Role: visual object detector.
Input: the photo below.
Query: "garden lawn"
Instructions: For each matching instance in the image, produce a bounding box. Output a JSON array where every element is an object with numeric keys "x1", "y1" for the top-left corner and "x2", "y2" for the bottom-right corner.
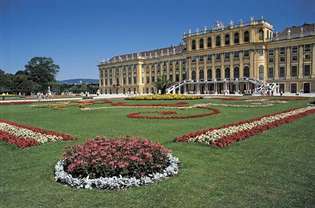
[{"x1": 0, "y1": 98, "x2": 314, "y2": 208}]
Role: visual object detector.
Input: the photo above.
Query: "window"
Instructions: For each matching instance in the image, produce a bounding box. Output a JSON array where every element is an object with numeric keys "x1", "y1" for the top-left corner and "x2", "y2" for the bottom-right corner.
[
  {"x1": 244, "y1": 31, "x2": 250, "y2": 42},
  {"x1": 207, "y1": 68, "x2": 212, "y2": 80},
  {"x1": 234, "y1": 67, "x2": 240, "y2": 79},
  {"x1": 292, "y1": 46, "x2": 298, "y2": 54},
  {"x1": 243, "y1": 50, "x2": 249, "y2": 58},
  {"x1": 234, "y1": 51, "x2": 239, "y2": 59},
  {"x1": 216, "y1": 68, "x2": 221, "y2": 80},
  {"x1": 292, "y1": 55, "x2": 298, "y2": 62},
  {"x1": 243, "y1": 66, "x2": 250, "y2": 78},
  {"x1": 225, "y1": 67, "x2": 230, "y2": 79},
  {"x1": 216, "y1": 35, "x2": 221, "y2": 47},
  {"x1": 280, "y1": 47, "x2": 285, "y2": 55},
  {"x1": 279, "y1": 84, "x2": 285, "y2": 93},
  {"x1": 224, "y1": 53, "x2": 230, "y2": 60},
  {"x1": 268, "y1": 67, "x2": 274, "y2": 79},
  {"x1": 207, "y1": 37, "x2": 212, "y2": 48},
  {"x1": 216, "y1": 54, "x2": 221, "y2": 61},
  {"x1": 199, "y1": 56, "x2": 204, "y2": 62},
  {"x1": 304, "y1": 64, "x2": 311, "y2": 76},
  {"x1": 259, "y1": 65, "x2": 264, "y2": 80},
  {"x1": 280, "y1": 56, "x2": 285, "y2": 63},
  {"x1": 199, "y1": 70, "x2": 204, "y2": 80},
  {"x1": 199, "y1": 38, "x2": 204, "y2": 49},
  {"x1": 291, "y1": 65, "x2": 297, "y2": 77},
  {"x1": 207, "y1": 54, "x2": 212, "y2": 61},
  {"x1": 191, "y1": 71, "x2": 196, "y2": 81},
  {"x1": 191, "y1": 39, "x2": 196, "y2": 50},
  {"x1": 225, "y1": 34, "x2": 230, "y2": 45},
  {"x1": 304, "y1": 44, "x2": 311, "y2": 53},
  {"x1": 258, "y1": 29, "x2": 264, "y2": 40},
  {"x1": 304, "y1": 83, "x2": 310, "y2": 93},
  {"x1": 279, "y1": 66, "x2": 286, "y2": 78},
  {"x1": 234, "y1": 32, "x2": 239, "y2": 44},
  {"x1": 290, "y1": 83, "x2": 297, "y2": 93}
]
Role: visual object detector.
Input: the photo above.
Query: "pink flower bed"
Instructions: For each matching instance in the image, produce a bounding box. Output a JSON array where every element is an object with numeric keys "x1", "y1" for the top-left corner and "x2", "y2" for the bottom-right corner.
[
  {"x1": 63, "y1": 137, "x2": 171, "y2": 178},
  {"x1": 127, "y1": 107, "x2": 220, "y2": 120},
  {"x1": 0, "y1": 119, "x2": 75, "y2": 148},
  {"x1": 176, "y1": 106, "x2": 315, "y2": 148}
]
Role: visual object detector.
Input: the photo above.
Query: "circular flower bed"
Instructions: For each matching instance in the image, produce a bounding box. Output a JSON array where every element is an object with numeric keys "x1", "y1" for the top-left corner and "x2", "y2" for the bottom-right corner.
[
  {"x1": 127, "y1": 107, "x2": 220, "y2": 119},
  {"x1": 54, "y1": 137, "x2": 180, "y2": 189},
  {"x1": 126, "y1": 94, "x2": 202, "y2": 100}
]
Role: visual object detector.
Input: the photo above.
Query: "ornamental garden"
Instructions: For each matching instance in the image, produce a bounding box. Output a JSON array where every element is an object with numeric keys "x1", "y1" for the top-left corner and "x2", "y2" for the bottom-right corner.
[{"x1": 0, "y1": 95, "x2": 315, "y2": 208}]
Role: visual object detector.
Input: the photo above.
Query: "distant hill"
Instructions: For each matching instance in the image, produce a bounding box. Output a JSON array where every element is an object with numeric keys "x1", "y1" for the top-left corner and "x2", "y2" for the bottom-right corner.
[{"x1": 59, "y1": 79, "x2": 99, "y2": 85}]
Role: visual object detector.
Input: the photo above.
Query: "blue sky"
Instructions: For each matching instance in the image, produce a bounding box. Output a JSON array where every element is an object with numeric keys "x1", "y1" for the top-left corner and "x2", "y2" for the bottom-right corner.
[{"x1": 0, "y1": 0, "x2": 314, "y2": 80}]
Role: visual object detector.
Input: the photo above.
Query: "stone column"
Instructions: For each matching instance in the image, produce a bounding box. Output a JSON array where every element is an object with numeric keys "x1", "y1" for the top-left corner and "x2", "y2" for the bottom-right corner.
[
  {"x1": 149, "y1": 65, "x2": 152, "y2": 84},
  {"x1": 166, "y1": 62, "x2": 170, "y2": 80},
  {"x1": 212, "y1": 55, "x2": 216, "y2": 80},
  {"x1": 298, "y1": 45, "x2": 303, "y2": 79},
  {"x1": 230, "y1": 53, "x2": 234, "y2": 80},
  {"x1": 250, "y1": 50, "x2": 255, "y2": 79},
  {"x1": 239, "y1": 30, "x2": 244, "y2": 45},
  {"x1": 240, "y1": 52, "x2": 244, "y2": 80},
  {"x1": 274, "y1": 48, "x2": 279, "y2": 80},
  {"x1": 286, "y1": 47, "x2": 292, "y2": 80},
  {"x1": 137, "y1": 62, "x2": 143, "y2": 94},
  {"x1": 221, "y1": 54, "x2": 225, "y2": 79},
  {"x1": 172, "y1": 62, "x2": 176, "y2": 82},
  {"x1": 179, "y1": 61, "x2": 182, "y2": 81},
  {"x1": 188, "y1": 58, "x2": 192, "y2": 80},
  {"x1": 312, "y1": 44, "x2": 315, "y2": 78}
]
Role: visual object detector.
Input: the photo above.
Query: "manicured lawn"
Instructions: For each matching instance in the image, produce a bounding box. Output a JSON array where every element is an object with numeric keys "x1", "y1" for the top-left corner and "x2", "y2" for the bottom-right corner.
[{"x1": 0, "y1": 98, "x2": 314, "y2": 208}]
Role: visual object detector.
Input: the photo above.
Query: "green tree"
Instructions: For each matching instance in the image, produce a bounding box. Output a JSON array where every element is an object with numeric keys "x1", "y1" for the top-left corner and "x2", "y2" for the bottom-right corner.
[
  {"x1": 0, "y1": 69, "x2": 14, "y2": 93},
  {"x1": 24, "y1": 57, "x2": 59, "y2": 92},
  {"x1": 153, "y1": 75, "x2": 173, "y2": 94}
]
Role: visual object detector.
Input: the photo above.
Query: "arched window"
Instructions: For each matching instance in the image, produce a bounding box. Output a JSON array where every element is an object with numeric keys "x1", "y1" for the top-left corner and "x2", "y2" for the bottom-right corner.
[
  {"x1": 244, "y1": 31, "x2": 250, "y2": 42},
  {"x1": 234, "y1": 67, "x2": 240, "y2": 79},
  {"x1": 191, "y1": 39, "x2": 196, "y2": 50},
  {"x1": 259, "y1": 29, "x2": 264, "y2": 41},
  {"x1": 234, "y1": 32, "x2": 239, "y2": 44},
  {"x1": 207, "y1": 68, "x2": 212, "y2": 80},
  {"x1": 207, "y1": 37, "x2": 212, "y2": 48},
  {"x1": 225, "y1": 67, "x2": 230, "y2": 79},
  {"x1": 215, "y1": 68, "x2": 221, "y2": 80},
  {"x1": 199, "y1": 38, "x2": 204, "y2": 49},
  {"x1": 191, "y1": 70, "x2": 196, "y2": 81},
  {"x1": 225, "y1": 34, "x2": 230, "y2": 45},
  {"x1": 216, "y1": 35, "x2": 221, "y2": 47},
  {"x1": 243, "y1": 66, "x2": 250, "y2": 78},
  {"x1": 199, "y1": 70, "x2": 204, "y2": 80},
  {"x1": 259, "y1": 65, "x2": 264, "y2": 80}
]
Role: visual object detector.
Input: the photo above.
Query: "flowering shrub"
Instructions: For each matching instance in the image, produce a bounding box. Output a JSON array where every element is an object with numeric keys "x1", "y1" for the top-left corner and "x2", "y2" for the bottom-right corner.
[
  {"x1": 176, "y1": 106, "x2": 315, "y2": 148},
  {"x1": 127, "y1": 107, "x2": 220, "y2": 119},
  {"x1": 103, "y1": 99, "x2": 188, "y2": 107},
  {"x1": 55, "y1": 137, "x2": 180, "y2": 189},
  {"x1": 0, "y1": 119, "x2": 75, "y2": 148},
  {"x1": 126, "y1": 94, "x2": 202, "y2": 100}
]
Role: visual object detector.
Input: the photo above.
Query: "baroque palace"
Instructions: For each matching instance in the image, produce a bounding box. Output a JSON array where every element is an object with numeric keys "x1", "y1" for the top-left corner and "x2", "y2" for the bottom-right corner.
[{"x1": 98, "y1": 18, "x2": 315, "y2": 95}]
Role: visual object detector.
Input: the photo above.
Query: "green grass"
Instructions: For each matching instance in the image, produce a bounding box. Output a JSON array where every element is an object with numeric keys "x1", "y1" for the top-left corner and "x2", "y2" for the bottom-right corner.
[{"x1": 0, "y1": 98, "x2": 314, "y2": 208}]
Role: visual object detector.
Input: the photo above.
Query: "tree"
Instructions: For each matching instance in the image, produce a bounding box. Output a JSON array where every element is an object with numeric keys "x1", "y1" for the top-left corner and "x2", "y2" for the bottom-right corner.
[
  {"x1": 24, "y1": 57, "x2": 59, "y2": 92},
  {"x1": 153, "y1": 75, "x2": 173, "y2": 94},
  {"x1": 0, "y1": 69, "x2": 14, "y2": 93}
]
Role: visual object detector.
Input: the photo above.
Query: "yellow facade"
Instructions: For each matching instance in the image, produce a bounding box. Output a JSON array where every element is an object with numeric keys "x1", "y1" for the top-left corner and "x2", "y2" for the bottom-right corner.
[{"x1": 98, "y1": 18, "x2": 315, "y2": 94}]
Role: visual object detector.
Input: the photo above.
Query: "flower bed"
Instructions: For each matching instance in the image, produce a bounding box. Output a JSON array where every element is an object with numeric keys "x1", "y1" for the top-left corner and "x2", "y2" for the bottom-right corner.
[
  {"x1": 0, "y1": 119, "x2": 75, "y2": 148},
  {"x1": 0, "y1": 101, "x2": 35, "y2": 105},
  {"x1": 111, "y1": 101, "x2": 188, "y2": 107},
  {"x1": 176, "y1": 106, "x2": 315, "y2": 148},
  {"x1": 126, "y1": 94, "x2": 203, "y2": 100},
  {"x1": 127, "y1": 107, "x2": 220, "y2": 119},
  {"x1": 54, "y1": 137, "x2": 180, "y2": 189}
]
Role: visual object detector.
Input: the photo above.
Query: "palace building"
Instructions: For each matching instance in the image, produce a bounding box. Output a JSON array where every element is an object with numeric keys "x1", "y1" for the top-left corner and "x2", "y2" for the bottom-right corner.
[{"x1": 98, "y1": 18, "x2": 315, "y2": 95}]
